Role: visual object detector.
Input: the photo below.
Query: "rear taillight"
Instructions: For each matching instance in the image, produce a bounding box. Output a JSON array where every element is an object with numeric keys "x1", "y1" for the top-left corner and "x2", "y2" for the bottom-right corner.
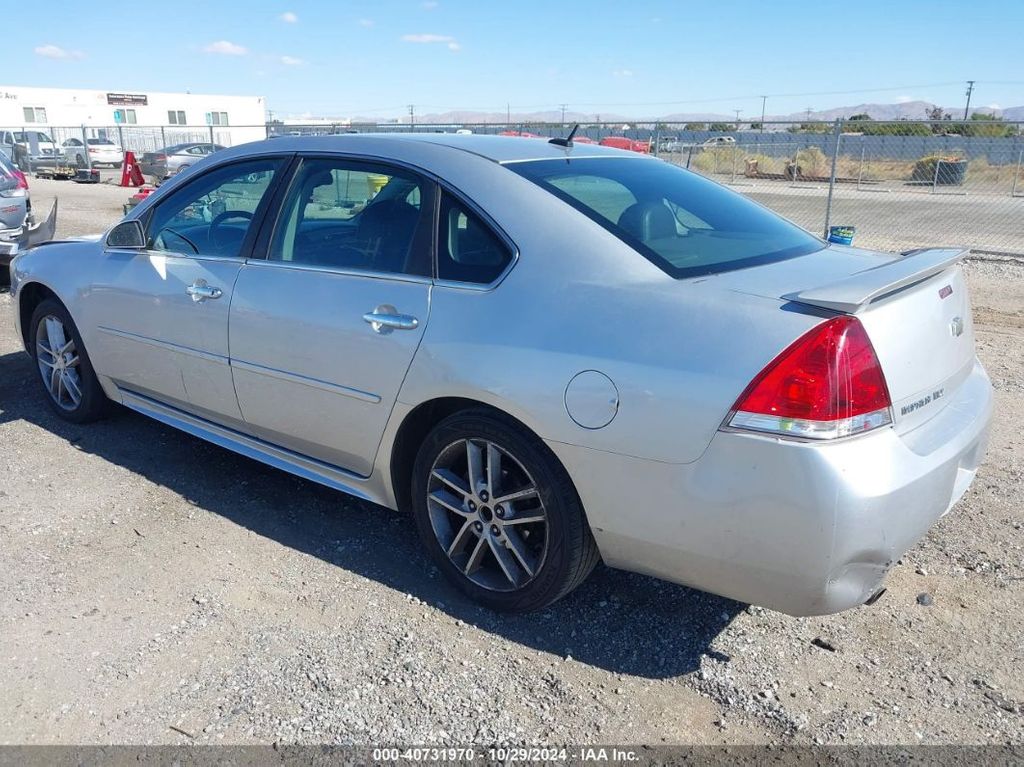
[
  {"x1": 13, "y1": 169, "x2": 28, "y2": 190},
  {"x1": 727, "y1": 315, "x2": 892, "y2": 440},
  {"x1": 154, "y1": 154, "x2": 166, "y2": 162}
]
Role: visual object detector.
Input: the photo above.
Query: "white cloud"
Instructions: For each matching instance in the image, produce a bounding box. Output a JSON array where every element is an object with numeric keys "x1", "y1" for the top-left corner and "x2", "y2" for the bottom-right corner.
[
  {"x1": 402, "y1": 33, "x2": 454, "y2": 43},
  {"x1": 34, "y1": 44, "x2": 83, "y2": 60},
  {"x1": 402, "y1": 33, "x2": 460, "y2": 50},
  {"x1": 280, "y1": 11, "x2": 298, "y2": 23},
  {"x1": 203, "y1": 40, "x2": 248, "y2": 56},
  {"x1": 280, "y1": 55, "x2": 305, "y2": 66},
  {"x1": 358, "y1": 18, "x2": 374, "y2": 27},
  {"x1": 612, "y1": 68, "x2": 634, "y2": 78},
  {"x1": 423, "y1": 1, "x2": 439, "y2": 8}
]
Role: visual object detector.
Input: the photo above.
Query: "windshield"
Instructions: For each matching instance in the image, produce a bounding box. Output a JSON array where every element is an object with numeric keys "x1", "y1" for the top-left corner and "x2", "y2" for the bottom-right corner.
[
  {"x1": 15, "y1": 131, "x2": 54, "y2": 143},
  {"x1": 508, "y1": 157, "x2": 824, "y2": 278}
]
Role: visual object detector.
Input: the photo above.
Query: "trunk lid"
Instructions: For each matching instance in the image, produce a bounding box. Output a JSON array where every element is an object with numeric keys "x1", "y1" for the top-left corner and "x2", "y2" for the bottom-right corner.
[{"x1": 714, "y1": 245, "x2": 975, "y2": 434}]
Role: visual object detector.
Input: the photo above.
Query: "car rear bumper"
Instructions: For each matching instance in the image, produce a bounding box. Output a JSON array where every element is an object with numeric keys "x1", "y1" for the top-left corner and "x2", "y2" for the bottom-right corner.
[
  {"x1": 549, "y1": 358, "x2": 992, "y2": 616},
  {"x1": 140, "y1": 163, "x2": 168, "y2": 178},
  {"x1": 0, "y1": 226, "x2": 27, "y2": 265}
]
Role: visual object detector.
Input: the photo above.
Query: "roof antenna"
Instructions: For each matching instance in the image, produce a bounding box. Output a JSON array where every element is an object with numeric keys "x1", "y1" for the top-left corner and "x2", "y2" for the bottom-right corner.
[{"x1": 549, "y1": 123, "x2": 580, "y2": 147}]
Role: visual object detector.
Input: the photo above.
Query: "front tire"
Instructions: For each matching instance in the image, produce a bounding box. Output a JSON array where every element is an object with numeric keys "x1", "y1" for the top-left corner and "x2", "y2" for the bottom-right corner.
[
  {"x1": 411, "y1": 410, "x2": 599, "y2": 612},
  {"x1": 29, "y1": 298, "x2": 108, "y2": 422}
]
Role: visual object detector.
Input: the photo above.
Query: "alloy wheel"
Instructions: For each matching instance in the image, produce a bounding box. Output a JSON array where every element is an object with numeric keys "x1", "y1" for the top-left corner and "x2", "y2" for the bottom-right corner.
[
  {"x1": 426, "y1": 438, "x2": 549, "y2": 592},
  {"x1": 35, "y1": 315, "x2": 83, "y2": 411}
]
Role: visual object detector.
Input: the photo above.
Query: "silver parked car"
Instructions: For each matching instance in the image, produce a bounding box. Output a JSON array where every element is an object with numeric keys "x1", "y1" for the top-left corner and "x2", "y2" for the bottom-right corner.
[
  {"x1": 139, "y1": 142, "x2": 226, "y2": 180},
  {"x1": 9, "y1": 135, "x2": 991, "y2": 614},
  {"x1": 0, "y1": 151, "x2": 57, "y2": 281}
]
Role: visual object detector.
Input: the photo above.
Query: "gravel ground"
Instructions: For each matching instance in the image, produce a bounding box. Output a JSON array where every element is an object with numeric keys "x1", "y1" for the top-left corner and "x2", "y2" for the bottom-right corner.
[{"x1": 0, "y1": 178, "x2": 1021, "y2": 746}]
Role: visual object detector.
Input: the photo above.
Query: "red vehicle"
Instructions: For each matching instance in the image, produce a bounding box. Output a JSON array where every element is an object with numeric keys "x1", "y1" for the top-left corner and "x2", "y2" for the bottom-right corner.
[
  {"x1": 599, "y1": 136, "x2": 650, "y2": 153},
  {"x1": 498, "y1": 130, "x2": 543, "y2": 138}
]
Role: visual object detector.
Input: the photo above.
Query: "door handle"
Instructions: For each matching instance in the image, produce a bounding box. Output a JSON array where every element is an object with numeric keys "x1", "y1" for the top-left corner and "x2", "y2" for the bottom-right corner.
[
  {"x1": 363, "y1": 305, "x2": 419, "y2": 334},
  {"x1": 186, "y1": 281, "x2": 223, "y2": 302}
]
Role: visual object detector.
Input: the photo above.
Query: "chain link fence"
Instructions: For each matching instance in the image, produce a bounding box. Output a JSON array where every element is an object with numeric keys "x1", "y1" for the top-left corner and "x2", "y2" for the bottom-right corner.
[{"x1": 5, "y1": 119, "x2": 1022, "y2": 256}]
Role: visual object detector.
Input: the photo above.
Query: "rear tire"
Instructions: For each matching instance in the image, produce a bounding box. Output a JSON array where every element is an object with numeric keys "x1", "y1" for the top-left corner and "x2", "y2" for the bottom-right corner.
[
  {"x1": 28, "y1": 298, "x2": 108, "y2": 423},
  {"x1": 411, "y1": 410, "x2": 599, "y2": 612}
]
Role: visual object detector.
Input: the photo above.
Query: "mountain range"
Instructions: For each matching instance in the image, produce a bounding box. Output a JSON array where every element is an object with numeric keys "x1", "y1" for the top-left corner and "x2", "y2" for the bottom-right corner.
[{"x1": 351, "y1": 101, "x2": 1023, "y2": 125}]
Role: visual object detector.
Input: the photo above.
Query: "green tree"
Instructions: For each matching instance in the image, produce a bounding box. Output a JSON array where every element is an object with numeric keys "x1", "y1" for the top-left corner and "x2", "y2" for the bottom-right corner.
[
  {"x1": 683, "y1": 122, "x2": 706, "y2": 131},
  {"x1": 961, "y1": 113, "x2": 1014, "y2": 137},
  {"x1": 708, "y1": 122, "x2": 736, "y2": 132}
]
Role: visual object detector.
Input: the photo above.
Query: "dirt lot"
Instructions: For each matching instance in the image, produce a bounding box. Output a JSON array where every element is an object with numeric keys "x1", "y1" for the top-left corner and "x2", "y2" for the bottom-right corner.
[{"x1": 0, "y1": 178, "x2": 1022, "y2": 746}]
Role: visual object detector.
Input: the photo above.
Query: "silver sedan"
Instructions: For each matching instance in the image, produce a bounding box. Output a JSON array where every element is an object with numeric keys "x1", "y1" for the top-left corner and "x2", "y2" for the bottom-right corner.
[{"x1": 8, "y1": 134, "x2": 992, "y2": 615}]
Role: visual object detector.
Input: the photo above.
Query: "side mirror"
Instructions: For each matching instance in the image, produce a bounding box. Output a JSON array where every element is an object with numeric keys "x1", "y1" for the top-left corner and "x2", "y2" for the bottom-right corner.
[{"x1": 106, "y1": 219, "x2": 146, "y2": 249}]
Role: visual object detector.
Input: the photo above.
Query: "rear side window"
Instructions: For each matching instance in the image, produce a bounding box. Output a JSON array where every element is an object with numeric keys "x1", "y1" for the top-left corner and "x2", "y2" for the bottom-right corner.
[
  {"x1": 270, "y1": 157, "x2": 431, "y2": 276},
  {"x1": 437, "y1": 194, "x2": 512, "y2": 284},
  {"x1": 509, "y1": 157, "x2": 824, "y2": 279}
]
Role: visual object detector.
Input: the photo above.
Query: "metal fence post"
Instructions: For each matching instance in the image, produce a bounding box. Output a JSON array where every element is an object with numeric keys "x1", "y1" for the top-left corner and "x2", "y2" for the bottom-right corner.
[
  {"x1": 822, "y1": 118, "x2": 843, "y2": 237},
  {"x1": 857, "y1": 145, "x2": 865, "y2": 191},
  {"x1": 160, "y1": 126, "x2": 166, "y2": 149},
  {"x1": 117, "y1": 124, "x2": 124, "y2": 153},
  {"x1": 932, "y1": 157, "x2": 941, "y2": 194},
  {"x1": 209, "y1": 125, "x2": 215, "y2": 145},
  {"x1": 686, "y1": 144, "x2": 694, "y2": 170},
  {"x1": 1012, "y1": 148, "x2": 1023, "y2": 198},
  {"x1": 81, "y1": 125, "x2": 91, "y2": 171}
]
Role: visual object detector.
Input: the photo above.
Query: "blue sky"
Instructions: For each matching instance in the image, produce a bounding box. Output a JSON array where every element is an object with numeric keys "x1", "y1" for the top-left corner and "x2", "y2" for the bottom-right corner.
[{"x1": 5, "y1": 0, "x2": 1022, "y2": 119}]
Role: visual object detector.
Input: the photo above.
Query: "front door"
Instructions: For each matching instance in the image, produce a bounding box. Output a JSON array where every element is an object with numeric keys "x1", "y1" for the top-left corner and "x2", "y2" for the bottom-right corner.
[
  {"x1": 229, "y1": 157, "x2": 435, "y2": 476},
  {"x1": 88, "y1": 157, "x2": 287, "y2": 427}
]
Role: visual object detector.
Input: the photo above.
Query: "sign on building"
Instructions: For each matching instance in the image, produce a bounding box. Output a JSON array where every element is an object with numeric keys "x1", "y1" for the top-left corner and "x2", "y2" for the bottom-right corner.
[{"x1": 106, "y1": 93, "x2": 148, "y2": 106}]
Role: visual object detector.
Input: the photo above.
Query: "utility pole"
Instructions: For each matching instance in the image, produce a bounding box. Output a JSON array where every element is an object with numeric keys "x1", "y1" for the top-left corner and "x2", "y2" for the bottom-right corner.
[
  {"x1": 733, "y1": 108, "x2": 742, "y2": 126},
  {"x1": 408, "y1": 104, "x2": 415, "y2": 129},
  {"x1": 759, "y1": 95, "x2": 767, "y2": 132},
  {"x1": 559, "y1": 103, "x2": 567, "y2": 127},
  {"x1": 506, "y1": 103, "x2": 510, "y2": 126},
  {"x1": 963, "y1": 80, "x2": 975, "y2": 120},
  {"x1": 805, "y1": 106, "x2": 813, "y2": 122}
]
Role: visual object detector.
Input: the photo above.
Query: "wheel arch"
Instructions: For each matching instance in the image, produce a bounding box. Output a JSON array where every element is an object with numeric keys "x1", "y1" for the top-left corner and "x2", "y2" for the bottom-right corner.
[
  {"x1": 18, "y1": 281, "x2": 61, "y2": 350},
  {"x1": 388, "y1": 396, "x2": 573, "y2": 515}
]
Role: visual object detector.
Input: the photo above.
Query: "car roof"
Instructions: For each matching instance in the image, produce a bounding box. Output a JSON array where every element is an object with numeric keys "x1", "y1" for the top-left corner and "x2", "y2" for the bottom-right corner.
[{"x1": 249, "y1": 133, "x2": 640, "y2": 164}]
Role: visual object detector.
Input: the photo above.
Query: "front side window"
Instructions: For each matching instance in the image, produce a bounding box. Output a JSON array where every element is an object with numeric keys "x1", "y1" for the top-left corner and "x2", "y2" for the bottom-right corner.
[
  {"x1": 147, "y1": 159, "x2": 283, "y2": 258},
  {"x1": 437, "y1": 194, "x2": 512, "y2": 284},
  {"x1": 269, "y1": 158, "x2": 430, "y2": 275},
  {"x1": 509, "y1": 157, "x2": 824, "y2": 278}
]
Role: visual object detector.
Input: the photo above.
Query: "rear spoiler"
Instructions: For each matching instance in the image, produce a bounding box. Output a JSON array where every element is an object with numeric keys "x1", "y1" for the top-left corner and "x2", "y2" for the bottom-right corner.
[{"x1": 784, "y1": 247, "x2": 968, "y2": 314}]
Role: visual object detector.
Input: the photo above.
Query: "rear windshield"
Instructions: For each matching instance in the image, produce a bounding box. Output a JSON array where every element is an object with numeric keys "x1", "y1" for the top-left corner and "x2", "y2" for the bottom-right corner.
[{"x1": 508, "y1": 157, "x2": 824, "y2": 278}]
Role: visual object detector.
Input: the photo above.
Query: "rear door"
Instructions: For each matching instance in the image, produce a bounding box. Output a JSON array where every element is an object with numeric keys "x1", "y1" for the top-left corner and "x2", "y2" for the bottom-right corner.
[
  {"x1": 229, "y1": 156, "x2": 435, "y2": 477},
  {"x1": 88, "y1": 157, "x2": 288, "y2": 427}
]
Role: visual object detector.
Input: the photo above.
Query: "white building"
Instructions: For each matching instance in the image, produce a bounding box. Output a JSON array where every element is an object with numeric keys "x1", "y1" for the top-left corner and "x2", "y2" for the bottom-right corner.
[{"x1": 0, "y1": 86, "x2": 267, "y2": 150}]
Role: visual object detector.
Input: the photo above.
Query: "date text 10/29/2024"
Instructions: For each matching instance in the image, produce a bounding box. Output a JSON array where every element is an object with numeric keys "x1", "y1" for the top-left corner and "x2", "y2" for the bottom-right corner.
[{"x1": 373, "y1": 747, "x2": 640, "y2": 762}]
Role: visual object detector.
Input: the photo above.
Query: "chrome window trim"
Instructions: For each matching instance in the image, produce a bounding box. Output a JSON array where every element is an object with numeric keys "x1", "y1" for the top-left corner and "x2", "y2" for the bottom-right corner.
[
  {"x1": 262, "y1": 153, "x2": 437, "y2": 277},
  {"x1": 432, "y1": 183, "x2": 520, "y2": 292},
  {"x1": 241, "y1": 257, "x2": 434, "y2": 286},
  {"x1": 255, "y1": 149, "x2": 520, "y2": 291},
  {"x1": 137, "y1": 154, "x2": 292, "y2": 259},
  {"x1": 138, "y1": 248, "x2": 248, "y2": 264}
]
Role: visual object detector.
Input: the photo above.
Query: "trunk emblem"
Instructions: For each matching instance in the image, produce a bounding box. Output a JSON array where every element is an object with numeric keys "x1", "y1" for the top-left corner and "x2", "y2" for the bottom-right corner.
[
  {"x1": 939, "y1": 285, "x2": 953, "y2": 299},
  {"x1": 950, "y1": 316, "x2": 964, "y2": 337}
]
